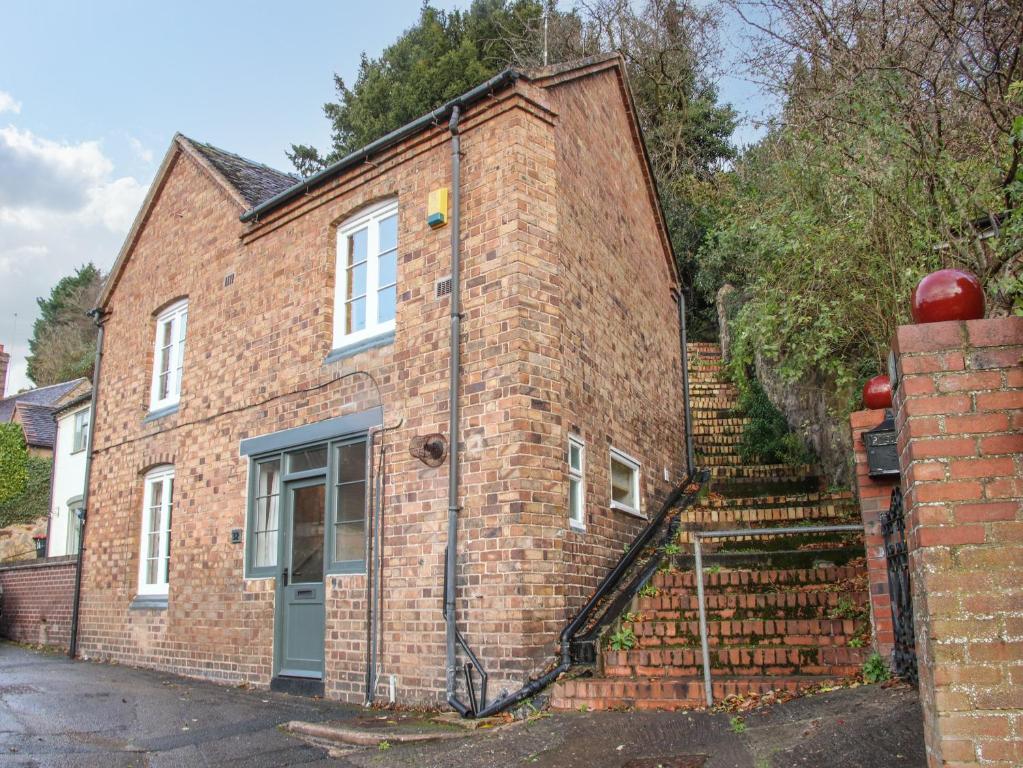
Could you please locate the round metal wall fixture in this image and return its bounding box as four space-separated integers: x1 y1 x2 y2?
410 434 448 467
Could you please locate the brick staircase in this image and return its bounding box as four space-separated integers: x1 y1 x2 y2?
551 341 870 711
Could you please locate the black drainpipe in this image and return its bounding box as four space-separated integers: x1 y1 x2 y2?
445 104 468 715
69 307 107 658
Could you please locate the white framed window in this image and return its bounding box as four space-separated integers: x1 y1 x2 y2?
67 497 84 555
568 436 585 529
71 408 90 453
609 448 641 517
149 299 188 412
138 466 174 596
333 200 398 349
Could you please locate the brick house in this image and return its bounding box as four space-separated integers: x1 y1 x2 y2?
76 55 689 707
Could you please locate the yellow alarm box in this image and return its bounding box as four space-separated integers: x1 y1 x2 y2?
428 187 448 228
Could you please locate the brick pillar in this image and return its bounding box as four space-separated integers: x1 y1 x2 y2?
850 408 899 659
0 343 9 398
892 316 1023 768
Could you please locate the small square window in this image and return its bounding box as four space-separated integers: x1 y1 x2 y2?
568 436 585 529
610 448 641 517
72 408 90 453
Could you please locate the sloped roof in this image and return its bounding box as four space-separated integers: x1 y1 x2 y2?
0 378 88 423
186 140 298 207
12 402 57 448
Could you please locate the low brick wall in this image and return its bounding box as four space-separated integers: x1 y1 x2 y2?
849 408 899 659
0 555 78 650
892 316 1022 767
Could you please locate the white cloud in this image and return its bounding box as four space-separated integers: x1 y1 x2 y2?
0 91 21 115
128 136 154 165
0 120 150 394
0 125 114 210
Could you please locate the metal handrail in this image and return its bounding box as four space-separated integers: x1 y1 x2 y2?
692 524 864 706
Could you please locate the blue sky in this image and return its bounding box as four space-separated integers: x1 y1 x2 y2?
0 0 771 394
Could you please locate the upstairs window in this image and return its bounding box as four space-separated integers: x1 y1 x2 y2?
333 200 398 349
138 466 174 596
610 448 641 517
72 408 90 453
150 300 188 412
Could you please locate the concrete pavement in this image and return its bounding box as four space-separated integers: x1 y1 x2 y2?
0 643 925 767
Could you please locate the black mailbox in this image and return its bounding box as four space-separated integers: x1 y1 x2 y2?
865 409 900 478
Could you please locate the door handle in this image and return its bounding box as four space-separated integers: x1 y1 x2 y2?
281 568 289 587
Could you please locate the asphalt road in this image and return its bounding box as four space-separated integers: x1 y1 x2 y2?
0 643 925 767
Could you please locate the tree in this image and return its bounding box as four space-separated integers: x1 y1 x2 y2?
288 0 588 173
290 0 737 336
26 264 103 387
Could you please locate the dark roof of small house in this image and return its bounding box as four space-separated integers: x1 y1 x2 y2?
187 140 299 207
0 378 87 424
13 402 57 448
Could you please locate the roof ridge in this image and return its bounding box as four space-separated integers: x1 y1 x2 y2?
183 136 297 182
0 377 87 404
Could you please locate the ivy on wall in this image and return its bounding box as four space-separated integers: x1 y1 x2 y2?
0 424 52 529
0 423 30 505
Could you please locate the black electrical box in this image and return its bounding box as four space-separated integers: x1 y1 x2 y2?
865 410 900 478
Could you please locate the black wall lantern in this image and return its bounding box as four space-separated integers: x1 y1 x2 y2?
865 409 900 478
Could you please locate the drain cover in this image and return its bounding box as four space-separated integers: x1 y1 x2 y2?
623 757 707 768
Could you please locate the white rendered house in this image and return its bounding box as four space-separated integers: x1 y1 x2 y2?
47 392 91 557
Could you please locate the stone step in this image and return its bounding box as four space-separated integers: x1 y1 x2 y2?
603 646 867 678
637 588 869 621
632 616 859 648
550 674 844 712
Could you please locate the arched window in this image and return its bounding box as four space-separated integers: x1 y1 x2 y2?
138 465 174 596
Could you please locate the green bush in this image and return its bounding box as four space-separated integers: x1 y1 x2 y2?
0 455 53 529
736 379 814 466
0 423 29 504
862 652 891 684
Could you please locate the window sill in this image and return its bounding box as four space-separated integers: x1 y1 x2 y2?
129 594 168 611
569 521 587 533
611 501 646 520
143 404 179 423
324 330 395 364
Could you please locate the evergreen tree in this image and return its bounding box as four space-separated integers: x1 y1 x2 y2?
25 264 102 387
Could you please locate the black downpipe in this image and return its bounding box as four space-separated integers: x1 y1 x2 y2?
69 308 107 658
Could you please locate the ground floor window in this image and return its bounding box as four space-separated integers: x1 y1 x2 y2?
138 466 173 595
244 434 370 578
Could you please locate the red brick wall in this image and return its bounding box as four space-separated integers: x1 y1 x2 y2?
892 316 1023 767
849 408 899 659
79 62 685 705
0 556 78 649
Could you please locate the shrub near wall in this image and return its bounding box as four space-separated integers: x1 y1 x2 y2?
0 423 29 505
0 455 52 530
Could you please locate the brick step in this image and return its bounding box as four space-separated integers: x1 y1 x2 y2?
686 342 721 352
672 546 864 572
710 463 816 480
681 500 857 526
652 564 863 593
697 453 744 467
676 519 861 547
632 617 858 647
691 397 740 408
694 433 744 446
695 443 743 455
689 383 736 394
550 674 843 711
698 491 854 510
693 425 747 439
603 646 867 678
637 589 868 621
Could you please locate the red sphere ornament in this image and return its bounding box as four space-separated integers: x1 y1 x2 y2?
911 269 985 324
863 375 893 410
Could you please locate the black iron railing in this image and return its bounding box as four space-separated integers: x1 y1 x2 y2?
881 486 917 683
